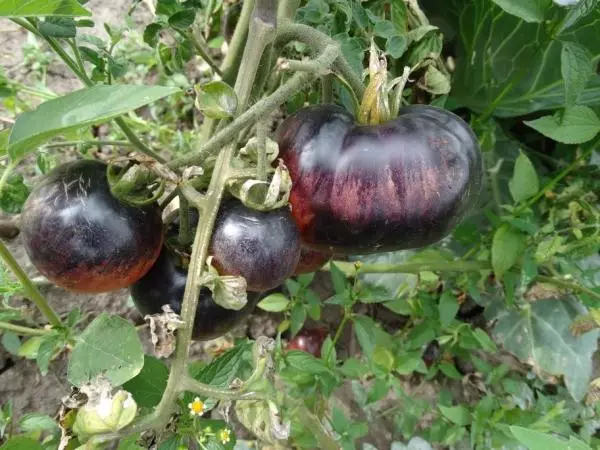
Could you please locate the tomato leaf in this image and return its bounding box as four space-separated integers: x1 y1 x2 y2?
8 85 179 161
194 81 238 119
439 404 472 425
18 413 58 433
510 426 592 449
488 297 599 401
257 293 290 312
68 314 144 387
438 291 459 329
491 225 526 278
0 436 44 450
123 356 169 408
0 0 91 17
509 152 539 203
524 106 600 144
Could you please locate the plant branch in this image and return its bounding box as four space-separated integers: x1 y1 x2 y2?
325 259 491 275
43 140 134 149
0 321 50 336
275 22 365 100
536 275 600 302
0 240 63 328
170 44 340 168
220 0 255 85
181 28 222 76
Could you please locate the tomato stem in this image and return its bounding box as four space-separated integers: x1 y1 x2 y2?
0 321 51 336
178 195 193 247
0 240 63 328
324 259 491 275
536 276 600 302
180 28 222 77
169 44 340 169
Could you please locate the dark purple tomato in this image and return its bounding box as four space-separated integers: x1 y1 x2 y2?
21 160 163 293
130 246 260 341
293 247 331 275
210 199 301 292
287 327 329 357
277 104 483 254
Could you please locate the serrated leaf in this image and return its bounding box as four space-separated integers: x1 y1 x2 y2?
353 314 392 356
489 298 599 401
257 293 290 312
0 0 91 17
68 314 144 387
286 350 333 376
524 106 600 144
561 42 594 107
194 81 237 119
123 356 169 408
509 152 539 202
510 426 592 450
9 85 179 160
193 342 251 388
491 0 551 22
492 225 526 277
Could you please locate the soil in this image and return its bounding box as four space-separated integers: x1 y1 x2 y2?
0 3 465 449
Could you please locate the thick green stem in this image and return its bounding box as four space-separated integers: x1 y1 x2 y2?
536 275 600 302
276 22 365 100
43 140 134 149
170 44 340 168
0 240 63 328
325 259 491 275
220 0 255 85
277 0 300 23
325 314 348 363
181 28 222 76
0 321 50 336
321 74 334 104
178 195 193 247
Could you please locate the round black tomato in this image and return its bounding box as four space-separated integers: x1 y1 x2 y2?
130 246 261 341
287 327 329 357
277 104 483 254
210 199 301 292
21 160 163 293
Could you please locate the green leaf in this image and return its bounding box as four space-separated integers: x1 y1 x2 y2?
1 332 20 355
117 435 145 450
193 342 251 388
38 17 77 38
524 105 600 144
353 315 392 356
439 404 472 426
0 436 43 450
561 42 594 107
18 413 58 433
560 0 600 32
286 350 333 376
372 346 395 373
194 81 237 119
489 297 599 401
68 314 144 387
8 85 179 160
490 0 551 22
492 225 526 277
0 0 91 17
386 36 407 58
339 358 369 379
367 378 389 404
17 336 43 359
471 328 497 353
373 20 397 38
36 333 62 375
143 23 163 47
329 261 348 295
510 426 592 450
257 293 290 312
168 9 196 29
434 0 600 117
509 152 539 203
0 174 29 214
290 302 307 336
123 356 169 408
438 291 459 328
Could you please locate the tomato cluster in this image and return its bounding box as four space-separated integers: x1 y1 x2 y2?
21 102 481 341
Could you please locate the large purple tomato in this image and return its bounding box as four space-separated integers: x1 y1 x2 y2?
277 104 483 254
210 199 301 291
21 160 163 293
130 246 260 341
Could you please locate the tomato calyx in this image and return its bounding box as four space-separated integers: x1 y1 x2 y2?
107 161 165 206
357 41 392 125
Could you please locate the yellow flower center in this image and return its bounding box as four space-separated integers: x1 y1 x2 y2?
219 428 231 443
189 398 204 415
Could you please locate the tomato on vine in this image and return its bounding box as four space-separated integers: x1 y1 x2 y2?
21 160 164 293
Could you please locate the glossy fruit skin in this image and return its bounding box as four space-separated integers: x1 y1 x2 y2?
21 160 163 293
277 104 483 254
130 246 260 341
287 327 328 357
210 199 301 292
293 247 331 275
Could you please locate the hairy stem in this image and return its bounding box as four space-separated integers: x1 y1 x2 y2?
169 44 340 168
276 22 365 100
325 259 491 275
0 240 63 328
0 321 50 336
536 275 600 302
43 140 134 148
181 28 222 76
220 0 255 85
178 194 193 247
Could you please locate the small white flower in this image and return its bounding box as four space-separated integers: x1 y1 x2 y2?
188 397 205 416
219 428 232 444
